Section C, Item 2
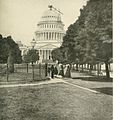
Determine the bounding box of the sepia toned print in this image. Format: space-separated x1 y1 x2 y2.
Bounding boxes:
0 0 112 120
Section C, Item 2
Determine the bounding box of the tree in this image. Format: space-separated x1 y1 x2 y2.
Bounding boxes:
51 47 67 63
23 49 39 80
51 0 112 78
0 35 22 73
84 0 112 77
63 0 112 77
23 49 39 64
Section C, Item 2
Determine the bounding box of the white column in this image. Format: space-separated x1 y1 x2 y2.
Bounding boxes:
48 50 49 59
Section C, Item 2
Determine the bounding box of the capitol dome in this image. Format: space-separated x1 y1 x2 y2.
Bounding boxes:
41 9 61 22
35 5 65 62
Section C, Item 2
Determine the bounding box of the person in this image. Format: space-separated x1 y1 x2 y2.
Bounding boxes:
47 67 51 77
59 64 64 77
64 65 71 78
54 65 58 76
51 65 54 78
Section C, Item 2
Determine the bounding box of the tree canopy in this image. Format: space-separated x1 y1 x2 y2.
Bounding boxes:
52 0 112 78
0 34 22 64
23 49 39 64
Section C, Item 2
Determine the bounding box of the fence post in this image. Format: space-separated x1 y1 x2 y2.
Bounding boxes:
6 63 9 82
27 63 28 73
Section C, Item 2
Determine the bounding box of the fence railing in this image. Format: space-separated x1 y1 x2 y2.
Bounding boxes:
0 63 47 83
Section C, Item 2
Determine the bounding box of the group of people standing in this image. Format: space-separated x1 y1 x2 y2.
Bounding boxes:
47 64 71 79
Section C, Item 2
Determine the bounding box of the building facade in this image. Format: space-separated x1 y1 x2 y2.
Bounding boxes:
16 41 29 56
34 6 65 62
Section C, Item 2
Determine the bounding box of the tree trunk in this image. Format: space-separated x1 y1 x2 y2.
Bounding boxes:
45 63 48 77
100 64 101 72
94 64 96 71
72 63 75 70
89 64 93 74
32 62 34 81
7 53 14 73
76 63 78 71
26 63 28 73
87 64 90 70
97 63 100 77
81 64 83 72
84 64 86 69
105 62 110 78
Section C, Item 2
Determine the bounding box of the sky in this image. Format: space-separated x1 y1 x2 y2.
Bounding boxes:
0 0 88 45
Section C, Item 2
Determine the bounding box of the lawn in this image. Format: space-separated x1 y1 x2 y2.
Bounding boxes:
0 82 112 120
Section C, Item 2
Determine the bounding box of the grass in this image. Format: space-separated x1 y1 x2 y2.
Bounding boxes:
73 76 113 82
0 83 112 120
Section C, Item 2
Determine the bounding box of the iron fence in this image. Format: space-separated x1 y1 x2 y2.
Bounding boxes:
0 63 47 84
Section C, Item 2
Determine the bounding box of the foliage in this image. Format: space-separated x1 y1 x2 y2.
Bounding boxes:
23 49 39 63
52 0 112 78
51 47 67 63
0 35 22 64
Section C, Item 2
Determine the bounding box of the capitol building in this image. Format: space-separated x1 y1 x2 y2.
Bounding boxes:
34 5 65 63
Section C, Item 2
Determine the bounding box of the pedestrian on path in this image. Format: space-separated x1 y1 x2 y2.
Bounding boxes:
59 64 64 77
54 65 58 76
64 65 71 78
47 67 51 77
51 65 54 78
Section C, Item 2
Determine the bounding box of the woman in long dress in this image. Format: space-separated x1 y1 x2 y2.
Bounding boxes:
64 65 71 78
59 64 64 77
51 65 54 78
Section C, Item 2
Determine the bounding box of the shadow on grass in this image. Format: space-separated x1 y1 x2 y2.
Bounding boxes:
72 76 112 82
93 87 113 96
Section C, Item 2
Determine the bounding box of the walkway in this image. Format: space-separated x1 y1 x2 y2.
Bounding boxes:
0 77 99 94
